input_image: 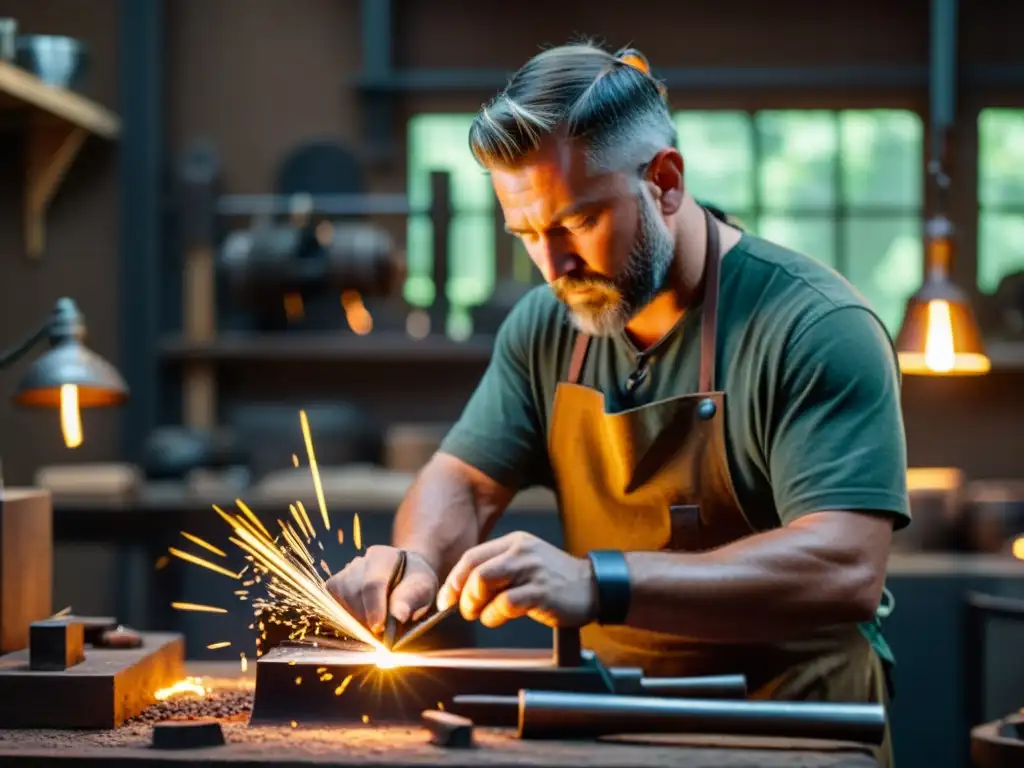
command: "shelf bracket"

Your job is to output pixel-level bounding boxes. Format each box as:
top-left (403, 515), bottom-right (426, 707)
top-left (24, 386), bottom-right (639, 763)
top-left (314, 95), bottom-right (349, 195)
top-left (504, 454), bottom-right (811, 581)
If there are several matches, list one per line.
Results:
top-left (24, 120), bottom-right (89, 258)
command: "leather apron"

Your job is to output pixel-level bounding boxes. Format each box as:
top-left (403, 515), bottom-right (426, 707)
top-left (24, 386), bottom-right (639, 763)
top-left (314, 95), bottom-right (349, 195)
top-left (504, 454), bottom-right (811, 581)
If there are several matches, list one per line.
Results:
top-left (547, 209), bottom-right (893, 765)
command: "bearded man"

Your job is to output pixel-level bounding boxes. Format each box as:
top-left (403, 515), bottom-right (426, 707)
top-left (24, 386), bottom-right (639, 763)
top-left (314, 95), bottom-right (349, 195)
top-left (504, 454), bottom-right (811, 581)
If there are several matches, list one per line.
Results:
top-left (328, 42), bottom-right (909, 766)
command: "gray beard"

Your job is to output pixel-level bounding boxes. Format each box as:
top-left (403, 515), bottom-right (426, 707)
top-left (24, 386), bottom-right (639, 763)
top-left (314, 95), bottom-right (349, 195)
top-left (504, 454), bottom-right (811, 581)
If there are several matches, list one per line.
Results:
top-left (564, 194), bottom-right (674, 337)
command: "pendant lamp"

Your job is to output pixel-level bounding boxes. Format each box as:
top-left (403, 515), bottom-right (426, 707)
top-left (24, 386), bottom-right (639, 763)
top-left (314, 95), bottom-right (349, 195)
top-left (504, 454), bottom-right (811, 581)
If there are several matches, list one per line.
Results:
top-left (894, 211), bottom-right (990, 376)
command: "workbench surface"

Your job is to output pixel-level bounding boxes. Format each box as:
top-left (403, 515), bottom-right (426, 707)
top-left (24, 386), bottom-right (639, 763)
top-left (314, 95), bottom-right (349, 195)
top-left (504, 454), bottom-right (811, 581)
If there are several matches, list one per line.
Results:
top-left (0, 725), bottom-right (879, 768)
top-left (0, 666), bottom-right (879, 767)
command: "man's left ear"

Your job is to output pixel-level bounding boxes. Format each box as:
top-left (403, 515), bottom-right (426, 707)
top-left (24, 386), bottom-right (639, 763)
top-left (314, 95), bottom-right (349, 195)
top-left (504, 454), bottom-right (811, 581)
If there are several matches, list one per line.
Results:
top-left (646, 149), bottom-right (684, 215)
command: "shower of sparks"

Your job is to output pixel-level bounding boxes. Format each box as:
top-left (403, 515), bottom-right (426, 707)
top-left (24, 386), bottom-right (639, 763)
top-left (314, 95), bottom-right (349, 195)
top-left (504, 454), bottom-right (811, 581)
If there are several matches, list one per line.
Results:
top-left (166, 410), bottom-right (389, 670)
top-left (299, 410), bottom-right (331, 531)
top-left (168, 547), bottom-right (240, 580)
top-left (171, 602), bottom-right (228, 614)
top-left (292, 453), bottom-right (300, 467)
top-left (353, 513), bottom-right (362, 550)
top-left (154, 555), bottom-right (170, 570)
top-left (207, 641), bottom-right (231, 649)
top-left (337, 529), bottom-right (344, 545)
top-left (180, 531), bottom-right (227, 558)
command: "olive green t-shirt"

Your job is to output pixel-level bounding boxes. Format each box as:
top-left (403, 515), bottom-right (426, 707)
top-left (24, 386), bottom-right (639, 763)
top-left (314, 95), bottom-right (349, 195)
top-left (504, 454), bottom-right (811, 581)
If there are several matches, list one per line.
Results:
top-left (441, 232), bottom-right (911, 662)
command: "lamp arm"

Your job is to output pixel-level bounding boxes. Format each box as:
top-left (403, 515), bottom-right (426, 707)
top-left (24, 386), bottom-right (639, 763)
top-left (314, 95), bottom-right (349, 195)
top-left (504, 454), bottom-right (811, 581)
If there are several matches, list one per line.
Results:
top-left (0, 323), bottom-right (48, 370)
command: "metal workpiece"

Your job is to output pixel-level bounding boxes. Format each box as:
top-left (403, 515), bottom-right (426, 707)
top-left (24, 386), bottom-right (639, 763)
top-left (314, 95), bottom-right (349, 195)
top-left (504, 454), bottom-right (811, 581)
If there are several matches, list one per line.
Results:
top-left (248, 645), bottom-right (749, 726)
top-left (451, 690), bottom-right (887, 746)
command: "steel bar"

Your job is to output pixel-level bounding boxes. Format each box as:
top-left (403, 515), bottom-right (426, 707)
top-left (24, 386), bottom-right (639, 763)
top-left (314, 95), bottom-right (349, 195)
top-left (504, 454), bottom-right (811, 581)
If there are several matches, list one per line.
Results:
top-left (451, 690), bottom-right (887, 746)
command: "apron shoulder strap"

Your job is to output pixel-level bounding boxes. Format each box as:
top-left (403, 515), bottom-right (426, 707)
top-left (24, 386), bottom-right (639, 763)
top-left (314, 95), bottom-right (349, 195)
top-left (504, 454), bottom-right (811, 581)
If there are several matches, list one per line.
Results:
top-left (567, 332), bottom-right (592, 384)
top-left (698, 207), bottom-right (722, 393)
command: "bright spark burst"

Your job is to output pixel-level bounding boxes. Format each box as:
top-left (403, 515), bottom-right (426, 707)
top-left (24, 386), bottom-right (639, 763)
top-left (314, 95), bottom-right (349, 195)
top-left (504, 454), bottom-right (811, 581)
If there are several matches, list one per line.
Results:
top-left (168, 410), bottom-right (385, 671)
top-left (353, 513), bottom-right (362, 550)
top-left (299, 410), bottom-right (331, 531)
top-left (206, 641), bottom-right (231, 649)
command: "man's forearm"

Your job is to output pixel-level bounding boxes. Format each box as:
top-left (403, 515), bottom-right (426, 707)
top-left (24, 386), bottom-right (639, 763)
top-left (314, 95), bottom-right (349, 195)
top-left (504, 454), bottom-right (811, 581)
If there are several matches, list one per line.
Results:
top-left (392, 453), bottom-right (511, 580)
top-left (623, 513), bottom-right (890, 644)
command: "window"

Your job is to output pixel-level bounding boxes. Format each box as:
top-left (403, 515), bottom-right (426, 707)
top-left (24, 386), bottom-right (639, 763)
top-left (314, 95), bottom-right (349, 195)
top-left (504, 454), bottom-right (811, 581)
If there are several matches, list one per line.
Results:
top-left (978, 109), bottom-right (1024, 294)
top-left (406, 114), bottom-right (495, 313)
top-left (406, 109), bottom-right (924, 334)
top-left (675, 109), bottom-right (924, 333)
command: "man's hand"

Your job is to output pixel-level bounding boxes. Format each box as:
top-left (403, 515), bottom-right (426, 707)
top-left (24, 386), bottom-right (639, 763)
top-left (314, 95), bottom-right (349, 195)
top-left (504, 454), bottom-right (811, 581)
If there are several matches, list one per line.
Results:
top-left (326, 546), bottom-right (438, 636)
top-left (436, 532), bottom-right (597, 629)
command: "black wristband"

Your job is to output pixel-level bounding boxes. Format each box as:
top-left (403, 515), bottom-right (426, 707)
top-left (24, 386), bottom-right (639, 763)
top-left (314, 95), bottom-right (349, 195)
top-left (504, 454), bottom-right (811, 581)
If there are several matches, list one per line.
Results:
top-left (587, 550), bottom-right (632, 625)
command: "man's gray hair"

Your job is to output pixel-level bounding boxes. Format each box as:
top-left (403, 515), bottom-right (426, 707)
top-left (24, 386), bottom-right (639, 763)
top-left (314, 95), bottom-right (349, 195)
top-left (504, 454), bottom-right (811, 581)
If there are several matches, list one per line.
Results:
top-left (468, 42), bottom-right (677, 174)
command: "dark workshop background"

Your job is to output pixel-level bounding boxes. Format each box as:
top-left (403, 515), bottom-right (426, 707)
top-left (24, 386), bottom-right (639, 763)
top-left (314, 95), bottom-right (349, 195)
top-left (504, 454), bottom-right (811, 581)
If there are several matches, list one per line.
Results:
top-left (1, 1), bottom-right (1023, 767)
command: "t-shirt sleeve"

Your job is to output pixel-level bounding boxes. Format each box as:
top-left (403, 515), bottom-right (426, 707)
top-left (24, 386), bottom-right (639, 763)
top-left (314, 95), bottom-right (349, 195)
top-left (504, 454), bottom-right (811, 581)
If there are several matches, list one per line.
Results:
top-left (766, 305), bottom-right (911, 529)
top-left (438, 299), bottom-right (548, 490)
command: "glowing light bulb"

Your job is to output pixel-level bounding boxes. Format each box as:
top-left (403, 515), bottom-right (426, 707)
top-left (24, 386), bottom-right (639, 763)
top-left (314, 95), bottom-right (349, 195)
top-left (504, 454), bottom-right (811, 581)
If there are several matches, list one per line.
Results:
top-left (923, 300), bottom-right (955, 374)
top-left (60, 384), bottom-right (82, 448)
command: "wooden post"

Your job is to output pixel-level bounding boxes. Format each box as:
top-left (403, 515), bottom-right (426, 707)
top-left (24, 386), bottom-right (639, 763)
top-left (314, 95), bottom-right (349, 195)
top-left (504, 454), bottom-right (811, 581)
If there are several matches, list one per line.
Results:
top-left (0, 489), bottom-right (53, 652)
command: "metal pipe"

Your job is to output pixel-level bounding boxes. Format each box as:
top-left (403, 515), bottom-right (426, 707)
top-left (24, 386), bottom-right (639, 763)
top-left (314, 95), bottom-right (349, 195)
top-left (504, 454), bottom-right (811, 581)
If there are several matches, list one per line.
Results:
top-left (452, 690), bottom-right (886, 745)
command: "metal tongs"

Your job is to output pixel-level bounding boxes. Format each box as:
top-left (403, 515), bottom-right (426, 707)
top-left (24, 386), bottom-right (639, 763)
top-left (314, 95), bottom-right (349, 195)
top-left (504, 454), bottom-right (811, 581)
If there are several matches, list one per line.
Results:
top-left (380, 549), bottom-right (457, 652)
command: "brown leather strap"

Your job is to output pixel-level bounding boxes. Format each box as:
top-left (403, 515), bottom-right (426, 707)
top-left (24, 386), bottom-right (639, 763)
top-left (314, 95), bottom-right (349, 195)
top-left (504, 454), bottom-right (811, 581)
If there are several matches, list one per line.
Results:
top-left (567, 332), bottom-right (592, 384)
top-left (698, 207), bottom-right (722, 393)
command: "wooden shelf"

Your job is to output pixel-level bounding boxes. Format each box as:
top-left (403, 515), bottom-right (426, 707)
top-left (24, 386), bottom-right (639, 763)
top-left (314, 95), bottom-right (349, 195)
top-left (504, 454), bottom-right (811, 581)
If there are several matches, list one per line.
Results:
top-left (159, 332), bottom-right (496, 364)
top-left (0, 60), bottom-right (121, 257)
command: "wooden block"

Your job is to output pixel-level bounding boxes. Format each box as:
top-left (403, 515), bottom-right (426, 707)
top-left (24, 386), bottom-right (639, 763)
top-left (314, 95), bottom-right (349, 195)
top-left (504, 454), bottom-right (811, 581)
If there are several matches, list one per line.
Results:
top-left (0, 632), bottom-right (185, 728)
top-left (0, 489), bottom-right (53, 653)
top-left (29, 620), bottom-right (84, 671)
top-left (422, 709), bottom-right (474, 748)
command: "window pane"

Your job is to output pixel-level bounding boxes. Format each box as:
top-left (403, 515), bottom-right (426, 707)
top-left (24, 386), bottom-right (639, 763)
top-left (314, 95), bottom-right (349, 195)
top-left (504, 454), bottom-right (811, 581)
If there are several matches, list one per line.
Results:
top-left (673, 111), bottom-right (754, 211)
top-left (841, 216), bottom-right (923, 334)
top-left (407, 114), bottom-right (495, 308)
top-left (840, 110), bottom-right (923, 207)
top-left (757, 111), bottom-right (838, 212)
top-left (978, 109), bottom-right (1024, 207)
top-left (755, 216), bottom-right (837, 269)
top-left (978, 213), bottom-right (1024, 294)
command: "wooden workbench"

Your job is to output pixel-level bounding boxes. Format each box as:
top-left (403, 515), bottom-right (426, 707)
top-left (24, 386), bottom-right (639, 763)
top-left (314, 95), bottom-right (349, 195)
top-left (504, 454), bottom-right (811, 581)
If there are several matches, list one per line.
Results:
top-left (0, 663), bottom-right (879, 767)
top-left (0, 726), bottom-right (879, 767)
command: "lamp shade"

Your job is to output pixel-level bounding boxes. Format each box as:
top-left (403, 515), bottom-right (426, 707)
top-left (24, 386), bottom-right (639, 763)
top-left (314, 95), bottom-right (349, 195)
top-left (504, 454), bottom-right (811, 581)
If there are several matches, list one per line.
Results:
top-left (9, 297), bottom-right (129, 408)
top-left (13, 341), bottom-right (128, 407)
top-left (894, 216), bottom-right (990, 376)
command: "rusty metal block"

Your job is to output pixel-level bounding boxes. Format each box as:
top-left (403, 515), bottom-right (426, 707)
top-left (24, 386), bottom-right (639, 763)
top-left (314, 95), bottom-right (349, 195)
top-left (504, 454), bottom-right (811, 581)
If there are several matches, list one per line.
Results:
top-left (29, 620), bottom-right (85, 671)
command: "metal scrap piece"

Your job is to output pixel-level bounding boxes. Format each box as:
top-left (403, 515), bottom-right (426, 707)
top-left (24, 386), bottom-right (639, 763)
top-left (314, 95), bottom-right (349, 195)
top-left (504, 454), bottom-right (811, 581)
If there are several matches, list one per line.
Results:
top-left (422, 709), bottom-right (474, 748)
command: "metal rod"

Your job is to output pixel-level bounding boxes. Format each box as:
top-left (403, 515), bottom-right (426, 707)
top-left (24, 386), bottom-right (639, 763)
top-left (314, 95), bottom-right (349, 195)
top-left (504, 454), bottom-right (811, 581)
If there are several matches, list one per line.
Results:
top-left (638, 674), bottom-right (747, 699)
top-left (0, 323), bottom-right (47, 369)
top-left (452, 690), bottom-right (887, 745)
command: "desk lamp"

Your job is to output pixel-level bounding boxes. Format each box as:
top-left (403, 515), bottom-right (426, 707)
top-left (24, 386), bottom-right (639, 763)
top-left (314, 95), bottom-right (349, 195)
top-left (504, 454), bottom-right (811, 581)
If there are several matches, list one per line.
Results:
top-left (0, 298), bottom-right (128, 448)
